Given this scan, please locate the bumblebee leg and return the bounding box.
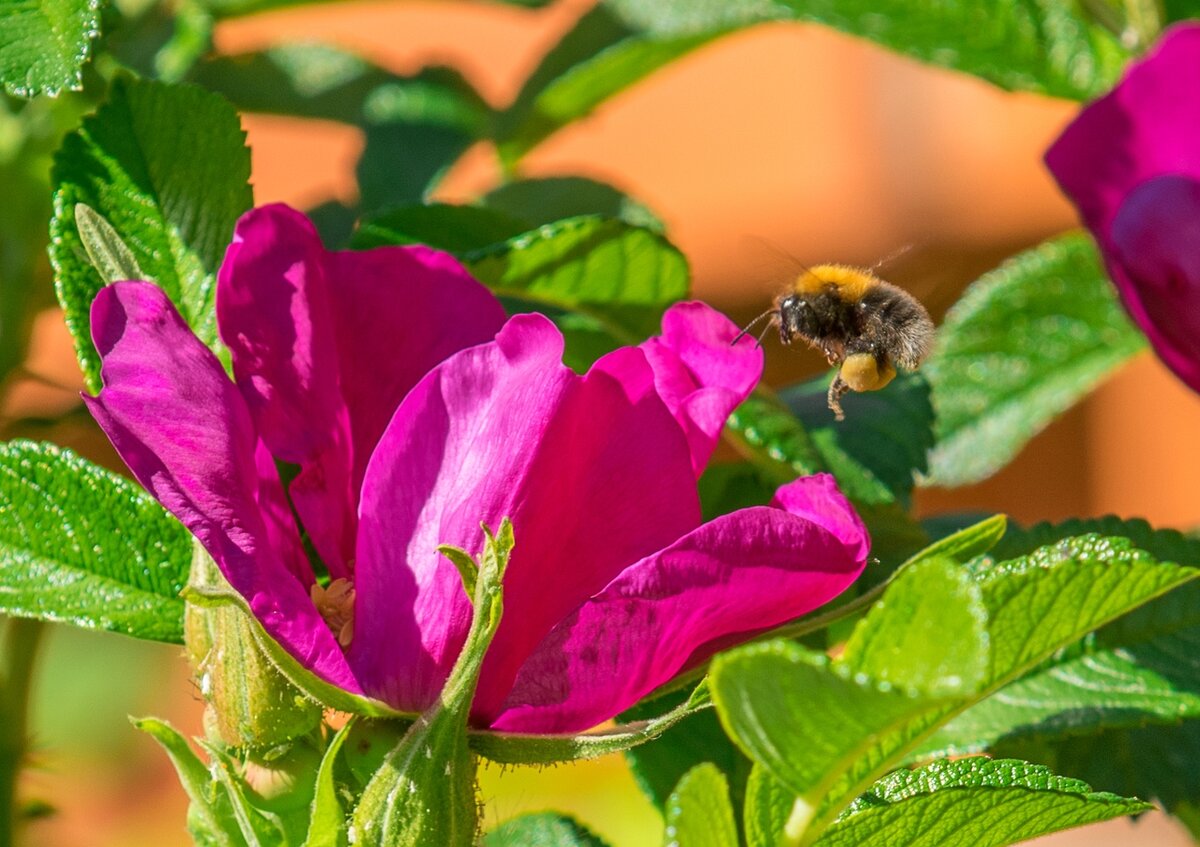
[827,374,849,422]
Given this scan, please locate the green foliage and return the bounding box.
[814,758,1150,847]
[301,723,353,847]
[0,440,192,642]
[496,0,1126,164]
[921,518,1200,757]
[663,763,738,847]
[50,75,252,390]
[354,204,530,254]
[711,535,1195,842]
[923,234,1145,487]
[482,813,611,847]
[0,0,101,96]
[781,373,934,509]
[482,177,662,231]
[622,688,749,813]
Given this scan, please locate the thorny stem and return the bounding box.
[0,618,44,847]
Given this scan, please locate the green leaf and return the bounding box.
[353,204,531,254]
[622,688,749,812]
[0,440,192,642]
[482,812,611,847]
[482,177,663,231]
[466,215,689,342]
[743,765,794,847]
[302,723,353,847]
[919,519,1200,758]
[996,721,1200,835]
[781,372,934,508]
[0,0,101,97]
[712,534,1194,841]
[663,763,738,847]
[134,717,237,847]
[923,234,1144,487]
[814,758,1150,847]
[839,558,988,698]
[51,75,253,391]
[970,534,1195,689]
[498,0,1125,162]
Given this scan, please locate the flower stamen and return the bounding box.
[311,578,356,647]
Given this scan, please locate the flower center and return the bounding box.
[310,578,355,647]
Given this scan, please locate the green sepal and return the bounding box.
[185,542,322,748]
[350,519,513,846]
[74,203,144,284]
[301,721,355,847]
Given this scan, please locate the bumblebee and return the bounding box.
[738,264,935,421]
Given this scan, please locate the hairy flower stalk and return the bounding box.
[85,203,871,734]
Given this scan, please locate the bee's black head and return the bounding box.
[777,294,818,344]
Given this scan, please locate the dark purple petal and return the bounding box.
[1108,175,1200,392]
[491,474,868,733]
[597,302,763,476]
[86,282,361,694]
[352,314,700,713]
[218,205,507,574]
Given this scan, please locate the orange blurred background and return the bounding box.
[13,1,1200,844]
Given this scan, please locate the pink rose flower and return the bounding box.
[85,204,869,733]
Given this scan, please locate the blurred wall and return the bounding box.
[16,1,1200,845]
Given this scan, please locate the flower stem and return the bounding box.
[0,618,44,847]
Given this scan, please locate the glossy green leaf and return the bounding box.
[663,763,737,847]
[814,758,1150,847]
[781,373,934,509]
[997,721,1200,837]
[923,234,1144,487]
[464,215,689,342]
[839,557,988,698]
[0,440,192,642]
[970,534,1195,689]
[51,75,252,390]
[0,0,100,96]
[743,765,794,847]
[498,0,1125,162]
[482,177,662,231]
[713,534,1193,841]
[353,204,530,254]
[482,813,611,847]
[920,519,1200,757]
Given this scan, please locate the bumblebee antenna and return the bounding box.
[731,308,778,347]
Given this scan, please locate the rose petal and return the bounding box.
[218,204,506,574]
[1045,23,1200,246]
[492,474,868,733]
[597,302,763,476]
[1108,175,1200,393]
[353,313,699,712]
[86,282,361,694]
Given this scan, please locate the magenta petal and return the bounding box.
[491,474,868,733]
[1045,23,1200,244]
[86,282,361,694]
[353,314,700,713]
[1108,175,1200,392]
[599,302,762,476]
[218,204,507,574]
